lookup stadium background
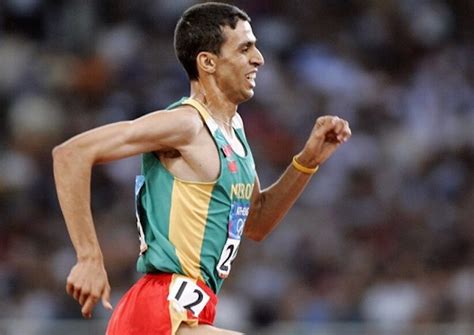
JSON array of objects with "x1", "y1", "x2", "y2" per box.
[{"x1": 0, "y1": 0, "x2": 472, "y2": 334}]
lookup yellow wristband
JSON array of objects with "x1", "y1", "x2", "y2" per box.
[{"x1": 292, "y1": 156, "x2": 319, "y2": 174}]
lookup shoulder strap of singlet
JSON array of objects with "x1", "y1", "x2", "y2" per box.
[{"x1": 182, "y1": 98, "x2": 219, "y2": 134}]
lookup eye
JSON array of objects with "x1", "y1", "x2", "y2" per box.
[{"x1": 241, "y1": 47, "x2": 249, "y2": 53}]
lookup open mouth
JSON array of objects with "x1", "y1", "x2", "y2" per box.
[
  {"x1": 245, "y1": 73, "x2": 256, "y2": 80},
  {"x1": 245, "y1": 72, "x2": 256, "y2": 87}
]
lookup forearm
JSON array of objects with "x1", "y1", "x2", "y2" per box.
[
  {"x1": 245, "y1": 156, "x2": 316, "y2": 241},
  {"x1": 53, "y1": 146, "x2": 103, "y2": 261}
]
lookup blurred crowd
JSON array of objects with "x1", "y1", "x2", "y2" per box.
[{"x1": 0, "y1": 0, "x2": 472, "y2": 332}]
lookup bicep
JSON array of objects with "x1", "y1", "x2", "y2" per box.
[{"x1": 56, "y1": 108, "x2": 200, "y2": 164}]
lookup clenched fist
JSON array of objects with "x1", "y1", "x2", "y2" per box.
[{"x1": 296, "y1": 116, "x2": 351, "y2": 168}]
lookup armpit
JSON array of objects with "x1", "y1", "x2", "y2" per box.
[{"x1": 158, "y1": 149, "x2": 181, "y2": 158}]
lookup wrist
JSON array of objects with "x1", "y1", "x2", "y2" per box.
[
  {"x1": 294, "y1": 153, "x2": 319, "y2": 169},
  {"x1": 292, "y1": 155, "x2": 319, "y2": 174},
  {"x1": 77, "y1": 249, "x2": 103, "y2": 263}
]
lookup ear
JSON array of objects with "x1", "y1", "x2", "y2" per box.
[{"x1": 196, "y1": 52, "x2": 217, "y2": 75}]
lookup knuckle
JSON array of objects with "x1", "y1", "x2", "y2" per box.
[
  {"x1": 90, "y1": 293, "x2": 100, "y2": 300},
  {"x1": 73, "y1": 282, "x2": 82, "y2": 289}
]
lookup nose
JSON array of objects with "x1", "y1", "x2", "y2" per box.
[{"x1": 251, "y1": 47, "x2": 264, "y2": 67}]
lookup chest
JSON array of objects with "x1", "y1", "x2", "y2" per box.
[{"x1": 161, "y1": 126, "x2": 249, "y2": 183}]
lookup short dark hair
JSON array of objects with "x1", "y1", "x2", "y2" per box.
[{"x1": 174, "y1": 2, "x2": 251, "y2": 81}]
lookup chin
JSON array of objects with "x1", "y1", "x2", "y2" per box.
[
  {"x1": 229, "y1": 88, "x2": 255, "y2": 105},
  {"x1": 239, "y1": 89, "x2": 254, "y2": 103}
]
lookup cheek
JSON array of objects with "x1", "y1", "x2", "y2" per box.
[
  {"x1": 223, "y1": 62, "x2": 243, "y2": 78},
  {"x1": 218, "y1": 65, "x2": 243, "y2": 87},
  {"x1": 222, "y1": 66, "x2": 239, "y2": 78}
]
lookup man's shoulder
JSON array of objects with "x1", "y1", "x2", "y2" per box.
[
  {"x1": 138, "y1": 104, "x2": 204, "y2": 145},
  {"x1": 147, "y1": 104, "x2": 202, "y2": 127},
  {"x1": 162, "y1": 105, "x2": 205, "y2": 140},
  {"x1": 168, "y1": 105, "x2": 203, "y2": 130}
]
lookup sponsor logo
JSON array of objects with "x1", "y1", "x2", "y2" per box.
[{"x1": 231, "y1": 183, "x2": 254, "y2": 200}]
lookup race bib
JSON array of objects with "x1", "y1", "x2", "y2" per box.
[
  {"x1": 216, "y1": 238, "x2": 240, "y2": 279},
  {"x1": 167, "y1": 277, "x2": 210, "y2": 317}
]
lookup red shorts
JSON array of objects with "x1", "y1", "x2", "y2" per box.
[{"x1": 106, "y1": 273, "x2": 218, "y2": 335}]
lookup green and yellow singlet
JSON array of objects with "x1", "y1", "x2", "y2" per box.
[{"x1": 135, "y1": 97, "x2": 256, "y2": 293}]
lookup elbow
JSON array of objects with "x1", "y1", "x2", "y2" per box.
[
  {"x1": 244, "y1": 228, "x2": 268, "y2": 242},
  {"x1": 52, "y1": 143, "x2": 75, "y2": 163},
  {"x1": 248, "y1": 233, "x2": 267, "y2": 242},
  {"x1": 244, "y1": 195, "x2": 268, "y2": 242},
  {"x1": 52, "y1": 143, "x2": 67, "y2": 162},
  {"x1": 52, "y1": 142, "x2": 93, "y2": 166},
  {"x1": 52, "y1": 144, "x2": 74, "y2": 174}
]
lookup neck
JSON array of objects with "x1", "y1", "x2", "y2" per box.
[{"x1": 189, "y1": 80, "x2": 237, "y2": 126}]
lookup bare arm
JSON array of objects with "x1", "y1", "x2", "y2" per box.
[
  {"x1": 52, "y1": 107, "x2": 201, "y2": 317},
  {"x1": 244, "y1": 116, "x2": 351, "y2": 241}
]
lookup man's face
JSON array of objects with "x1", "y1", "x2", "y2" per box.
[{"x1": 214, "y1": 20, "x2": 264, "y2": 104}]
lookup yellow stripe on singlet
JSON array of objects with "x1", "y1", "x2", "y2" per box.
[{"x1": 168, "y1": 180, "x2": 214, "y2": 281}]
